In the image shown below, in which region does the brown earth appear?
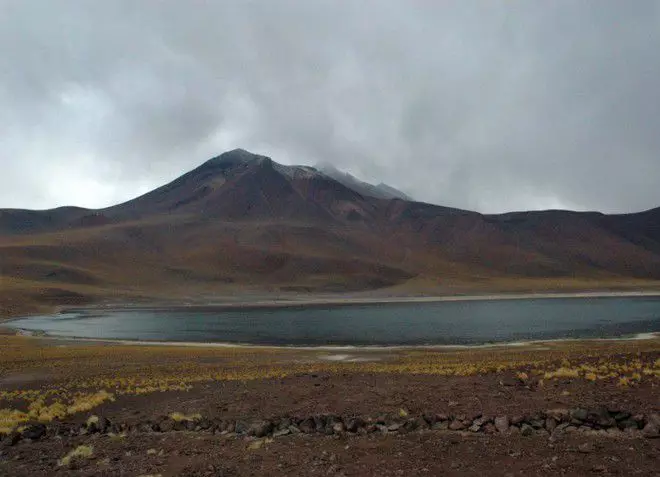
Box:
[0,335,659,476]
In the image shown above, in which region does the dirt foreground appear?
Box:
[0,334,659,476]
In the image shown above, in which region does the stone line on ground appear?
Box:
[3,408,659,448]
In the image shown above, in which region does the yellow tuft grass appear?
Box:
[169,412,202,422]
[58,445,94,467]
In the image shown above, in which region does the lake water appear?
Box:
[7,296,660,346]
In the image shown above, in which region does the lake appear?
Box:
[6,296,660,346]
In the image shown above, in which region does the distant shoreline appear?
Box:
[52,289,660,314]
[4,328,659,352]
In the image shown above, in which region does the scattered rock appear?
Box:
[578,442,595,454]
[248,420,273,438]
[234,421,248,435]
[614,412,631,421]
[618,419,639,430]
[570,408,588,422]
[21,424,46,441]
[332,422,345,435]
[587,407,616,428]
[403,419,420,432]
[648,414,660,428]
[529,418,545,430]
[546,409,569,422]
[494,416,509,434]
[159,419,175,433]
[1,432,21,448]
[449,420,465,431]
[432,421,449,431]
[273,429,290,438]
[345,417,365,433]
[298,418,316,434]
[510,415,525,426]
[422,414,437,426]
[483,423,497,434]
[641,423,659,439]
[313,415,327,432]
[520,424,534,437]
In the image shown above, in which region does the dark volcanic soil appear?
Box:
[2,370,660,476]
[91,371,660,426]
[3,430,660,477]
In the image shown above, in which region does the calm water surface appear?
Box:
[7,297,660,346]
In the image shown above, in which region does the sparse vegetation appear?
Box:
[58,445,94,467]
[0,334,658,435]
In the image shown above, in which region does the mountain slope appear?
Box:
[2,149,660,317]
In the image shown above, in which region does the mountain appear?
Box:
[2,148,660,317]
[315,163,412,200]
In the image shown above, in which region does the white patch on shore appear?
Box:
[318,354,379,362]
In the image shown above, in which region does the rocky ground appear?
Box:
[0,335,658,476]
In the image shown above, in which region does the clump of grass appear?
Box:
[67,390,115,414]
[618,376,631,387]
[0,409,29,434]
[169,412,201,422]
[516,371,529,381]
[58,445,94,467]
[543,367,580,379]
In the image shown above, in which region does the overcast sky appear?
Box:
[2,1,660,214]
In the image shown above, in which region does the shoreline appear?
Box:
[4,328,659,352]
[32,289,660,316]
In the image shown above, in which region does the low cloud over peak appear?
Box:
[2,1,660,213]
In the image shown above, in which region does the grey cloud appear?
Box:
[1,0,659,213]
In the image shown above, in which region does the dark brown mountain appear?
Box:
[2,148,660,317]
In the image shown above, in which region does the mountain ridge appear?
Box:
[2,149,660,317]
